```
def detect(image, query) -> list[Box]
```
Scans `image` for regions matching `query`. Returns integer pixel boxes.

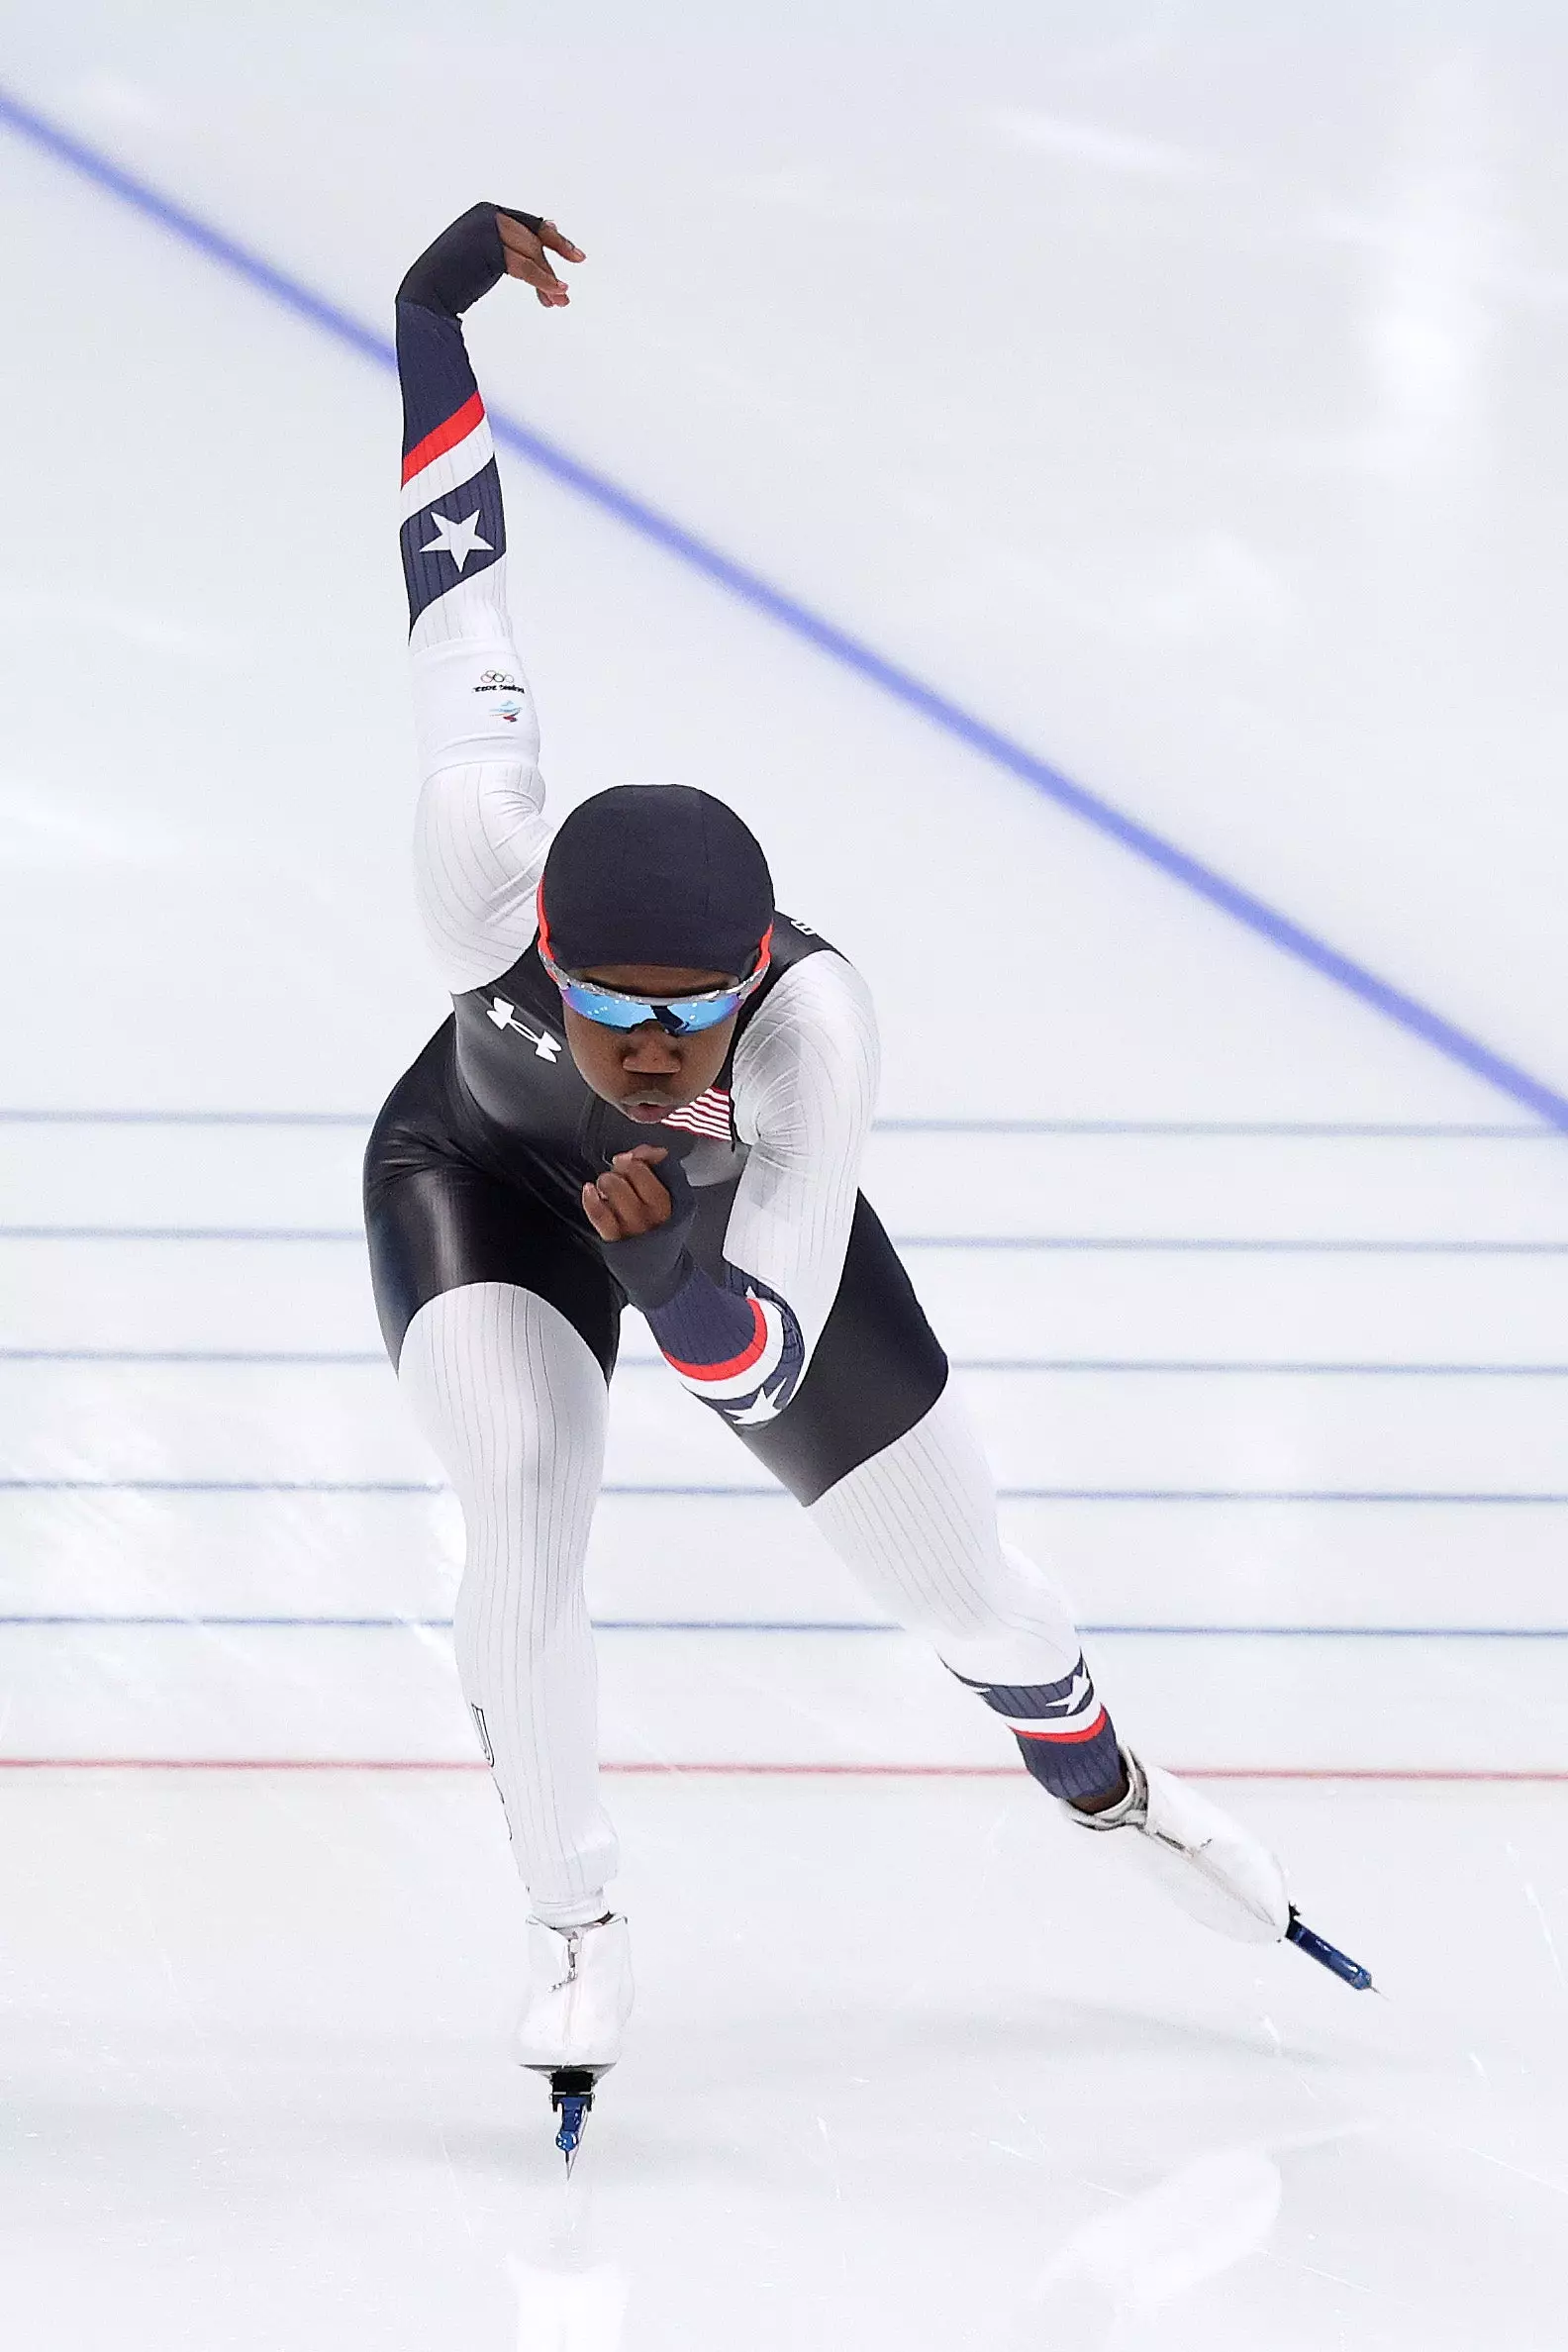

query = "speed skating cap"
[539,784,774,977]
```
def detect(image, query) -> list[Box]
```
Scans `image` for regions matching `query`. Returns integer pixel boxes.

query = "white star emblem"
[727,1380,785,1427]
[1044,1662,1096,1717]
[421,507,493,571]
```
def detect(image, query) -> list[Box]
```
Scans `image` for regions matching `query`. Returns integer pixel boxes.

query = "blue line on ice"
[6,1479,1568,1504]
[1,82,1566,1130]
[0,1112,1551,1136]
[0,1615,1563,1638]
[7,1226,1568,1252]
[7,1349,1568,1375]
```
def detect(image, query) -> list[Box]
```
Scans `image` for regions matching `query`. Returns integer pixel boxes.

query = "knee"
[398,1285,606,1506]
[454,1519,591,1661]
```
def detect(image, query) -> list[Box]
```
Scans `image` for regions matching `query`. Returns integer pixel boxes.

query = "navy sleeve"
[396,205,541,637]
[599,1159,807,1429]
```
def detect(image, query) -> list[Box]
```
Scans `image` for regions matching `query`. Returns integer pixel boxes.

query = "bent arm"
[605,957,881,1425]
[396,206,573,992]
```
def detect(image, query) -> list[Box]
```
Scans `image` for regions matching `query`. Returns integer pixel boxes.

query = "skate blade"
[556,2102,590,2171]
[547,2067,601,2172]
[1286,1908,1375,1992]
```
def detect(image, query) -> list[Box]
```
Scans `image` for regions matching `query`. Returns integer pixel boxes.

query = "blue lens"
[556,978,744,1034]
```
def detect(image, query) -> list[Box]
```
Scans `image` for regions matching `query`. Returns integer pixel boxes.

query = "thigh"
[364,1052,623,1378]
[398,1278,610,1527]
[715,1193,949,1506]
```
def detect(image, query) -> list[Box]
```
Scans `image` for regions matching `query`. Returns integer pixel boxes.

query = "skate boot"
[1064,1748,1376,1988]
[515,1913,634,2169]
[1064,1747,1290,1942]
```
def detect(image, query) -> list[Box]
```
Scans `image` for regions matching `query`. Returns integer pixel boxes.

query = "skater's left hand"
[496,209,584,308]
[583,1146,674,1240]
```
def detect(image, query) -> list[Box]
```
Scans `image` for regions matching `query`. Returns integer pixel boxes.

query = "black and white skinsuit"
[364,207,1126,1925]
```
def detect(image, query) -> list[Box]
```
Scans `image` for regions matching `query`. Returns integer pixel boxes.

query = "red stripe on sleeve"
[401,390,486,487]
[1013,1709,1109,1745]
[664,1297,771,1384]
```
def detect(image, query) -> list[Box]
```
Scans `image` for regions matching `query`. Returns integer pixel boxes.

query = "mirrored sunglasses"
[538,927,772,1036]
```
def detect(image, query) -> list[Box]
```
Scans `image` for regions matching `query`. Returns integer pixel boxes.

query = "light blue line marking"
[892,1238,1568,1256]
[0,1110,1550,1138]
[0,1110,376,1127]
[1,1615,1563,1638]
[873,1120,1550,1140]
[6,1480,1568,1504]
[1,79,1564,1131]
[0,1350,391,1365]
[7,1348,1568,1376]
[0,1227,364,1242]
[7,1226,1568,1254]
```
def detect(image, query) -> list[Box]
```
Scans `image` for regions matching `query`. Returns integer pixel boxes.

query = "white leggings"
[400,1281,1102,1921]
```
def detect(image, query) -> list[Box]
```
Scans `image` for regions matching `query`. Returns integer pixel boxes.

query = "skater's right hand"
[582,1145,676,1241]
[584,1147,699,1314]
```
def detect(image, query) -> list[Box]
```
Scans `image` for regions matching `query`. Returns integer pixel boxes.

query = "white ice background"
[1,4,1567,2345]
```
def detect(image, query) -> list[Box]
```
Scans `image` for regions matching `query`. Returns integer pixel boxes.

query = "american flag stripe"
[661,1088,733,1138]
[402,390,486,486]
[398,416,495,523]
[665,1115,731,1138]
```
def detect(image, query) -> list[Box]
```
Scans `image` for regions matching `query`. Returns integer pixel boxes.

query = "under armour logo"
[487,997,561,1060]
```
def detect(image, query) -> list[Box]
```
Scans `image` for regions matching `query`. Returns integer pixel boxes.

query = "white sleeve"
[398,284,551,995]
[725,951,881,1369]
[409,568,551,995]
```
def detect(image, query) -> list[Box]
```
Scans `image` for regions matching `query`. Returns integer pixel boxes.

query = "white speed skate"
[1065,1747,1291,1942]
[1065,1747,1376,1989]
[515,1913,634,2169]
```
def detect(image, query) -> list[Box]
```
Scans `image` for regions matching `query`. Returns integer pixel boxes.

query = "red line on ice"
[1,1759,1566,1782]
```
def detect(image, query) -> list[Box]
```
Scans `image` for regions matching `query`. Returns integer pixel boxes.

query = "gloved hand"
[398,202,583,318]
[582,1147,699,1312]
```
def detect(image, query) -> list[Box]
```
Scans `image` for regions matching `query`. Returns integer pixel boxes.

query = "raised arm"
[395,204,584,992]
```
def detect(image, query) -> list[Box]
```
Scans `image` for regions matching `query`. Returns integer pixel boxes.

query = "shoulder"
[743,942,877,1047]
[744,913,876,1041]
[733,944,879,1146]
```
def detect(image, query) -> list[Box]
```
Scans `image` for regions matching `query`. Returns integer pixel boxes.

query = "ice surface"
[2,3,1567,2342]
[5,1772,1568,2350]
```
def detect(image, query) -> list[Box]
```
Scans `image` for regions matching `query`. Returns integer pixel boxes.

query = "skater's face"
[561,963,739,1125]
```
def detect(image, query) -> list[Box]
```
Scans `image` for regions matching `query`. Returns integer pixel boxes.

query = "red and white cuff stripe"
[1007,1707,1110,1745]
[662,1294,786,1402]
[400,394,494,522]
